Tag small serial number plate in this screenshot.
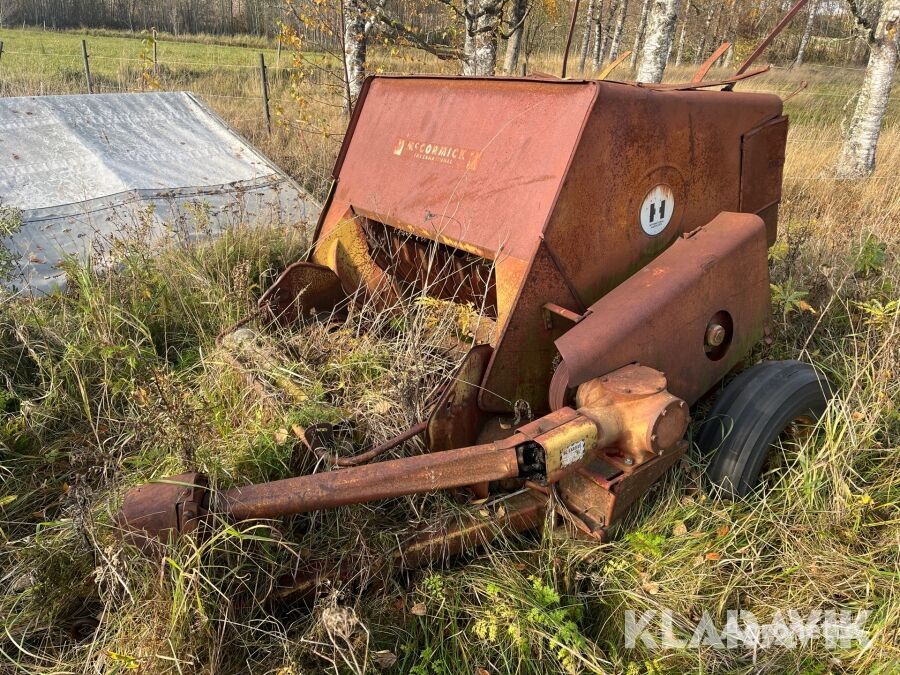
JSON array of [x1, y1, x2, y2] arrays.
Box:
[[561, 439, 586, 467]]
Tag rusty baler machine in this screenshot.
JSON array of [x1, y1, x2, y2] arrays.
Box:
[[119, 68, 830, 577]]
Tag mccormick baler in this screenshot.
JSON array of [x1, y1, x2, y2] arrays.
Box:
[[118, 56, 829, 583]]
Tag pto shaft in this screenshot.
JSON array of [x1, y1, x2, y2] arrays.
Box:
[[220, 442, 520, 521]]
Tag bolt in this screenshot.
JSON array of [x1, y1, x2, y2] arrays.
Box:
[[623, 457, 634, 466], [705, 322, 726, 348]]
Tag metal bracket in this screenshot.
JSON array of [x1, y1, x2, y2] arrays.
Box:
[[542, 302, 585, 330]]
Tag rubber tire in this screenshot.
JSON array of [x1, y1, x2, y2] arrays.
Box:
[[699, 360, 830, 499]]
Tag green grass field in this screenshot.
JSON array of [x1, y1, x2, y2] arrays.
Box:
[[0, 27, 898, 675], [0, 27, 282, 83]]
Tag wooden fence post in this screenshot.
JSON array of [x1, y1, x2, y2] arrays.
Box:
[[258, 53, 271, 134], [81, 39, 93, 94], [152, 29, 158, 75]]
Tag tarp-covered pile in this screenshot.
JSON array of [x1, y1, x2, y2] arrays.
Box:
[[0, 91, 319, 293]]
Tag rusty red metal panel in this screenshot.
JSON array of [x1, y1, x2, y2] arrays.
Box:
[[542, 82, 782, 305], [322, 77, 598, 263], [551, 212, 771, 406], [258, 261, 345, 324], [478, 239, 586, 412], [264, 77, 784, 418], [740, 116, 789, 245], [480, 82, 782, 412], [426, 344, 493, 453]]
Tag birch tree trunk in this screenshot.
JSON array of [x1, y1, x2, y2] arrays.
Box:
[[836, 0, 900, 178], [463, 0, 502, 75], [793, 0, 818, 67], [599, 0, 618, 63], [718, 2, 735, 68], [608, 0, 628, 61], [476, 0, 502, 75], [674, 18, 686, 65], [630, 0, 651, 67], [636, 0, 680, 83], [343, 0, 367, 108], [463, 0, 479, 75], [503, 0, 527, 74], [694, 3, 714, 63], [579, 0, 597, 73], [591, 1, 604, 69]]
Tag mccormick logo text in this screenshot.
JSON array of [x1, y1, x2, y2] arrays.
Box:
[[393, 137, 482, 171]]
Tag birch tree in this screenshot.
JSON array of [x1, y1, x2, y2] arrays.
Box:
[[579, 0, 597, 72], [836, 0, 900, 178], [591, 0, 604, 69], [462, 0, 505, 75], [794, 0, 818, 67], [607, 0, 628, 60], [503, 0, 528, 73], [630, 0, 652, 66], [674, 17, 686, 64], [636, 0, 680, 82], [342, 0, 384, 109], [694, 2, 715, 63], [599, 0, 619, 62]]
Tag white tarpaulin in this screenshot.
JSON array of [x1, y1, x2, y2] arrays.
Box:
[[0, 91, 319, 293]]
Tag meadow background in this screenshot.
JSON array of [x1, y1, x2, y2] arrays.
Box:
[[0, 25, 898, 674]]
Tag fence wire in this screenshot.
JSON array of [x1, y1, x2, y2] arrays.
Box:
[[2, 47, 897, 100], [0, 40, 896, 161]]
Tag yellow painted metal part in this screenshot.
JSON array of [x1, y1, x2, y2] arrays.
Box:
[[538, 416, 600, 478]]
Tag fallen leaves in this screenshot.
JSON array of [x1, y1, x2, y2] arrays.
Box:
[[797, 299, 817, 314], [639, 572, 660, 595], [373, 650, 397, 669]]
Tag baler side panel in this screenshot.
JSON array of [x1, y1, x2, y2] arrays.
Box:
[[740, 115, 789, 245], [543, 84, 783, 304], [477, 241, 588, 412], [479, 83, 782, 413], [553, 211, 771, 405]]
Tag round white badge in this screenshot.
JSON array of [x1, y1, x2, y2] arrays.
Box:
[[640, 184, 675, 236]]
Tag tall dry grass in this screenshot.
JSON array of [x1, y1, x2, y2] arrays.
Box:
[[0, 28, 898, 674]]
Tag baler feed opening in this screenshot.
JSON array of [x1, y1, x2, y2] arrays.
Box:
[[361, 217, 499, 317]]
